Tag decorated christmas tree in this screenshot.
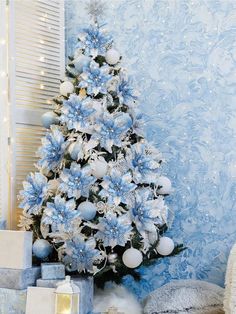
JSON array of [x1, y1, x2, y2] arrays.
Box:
[[19, 1, 183, 287]]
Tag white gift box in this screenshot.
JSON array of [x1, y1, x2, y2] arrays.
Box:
[[26, 287, 55, 314], [0, 230, 32, 269]]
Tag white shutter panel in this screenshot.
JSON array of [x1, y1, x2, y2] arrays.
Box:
[[9, 0, 65, 228], [0, 0, 9, 226]]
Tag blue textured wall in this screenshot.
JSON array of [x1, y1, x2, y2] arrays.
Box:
[[65, 0, 236, 299]]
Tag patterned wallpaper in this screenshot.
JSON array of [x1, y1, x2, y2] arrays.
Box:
[[65, 0, 236, 299]]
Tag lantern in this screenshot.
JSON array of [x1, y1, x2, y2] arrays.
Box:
[[55, 276, 80, 314]]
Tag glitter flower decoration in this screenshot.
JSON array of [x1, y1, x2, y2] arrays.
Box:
[[63, 236, 103, 272], [99, 170, 137, 205], [126, 142, 162, 184], [79, 61, 112, 96], [91, 112, 132, 153], [129, 189, 164, 236], [95, 212, 132, 248], [38, 127, 67, 171], [129, 108, 146, 137], [117, 73, 138, 106], [60, 94, 95, 132], [77, 25, 112, 57], [59, 162, 96, 199], [42, 195, 80, 232], [19, 172, 48, 215]]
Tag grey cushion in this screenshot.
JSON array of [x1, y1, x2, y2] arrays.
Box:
[[143, 280, 224, 314]]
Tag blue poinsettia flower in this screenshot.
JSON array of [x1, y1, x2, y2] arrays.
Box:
[[117, 73, 138, 106], [79, 61, 112, 96], [126, 142, 161, 184], [64, 236, 103, 273], [129, 189, 164, 236], [42, 195, 80, 232], [129, 108, 145, 137], [91, 112, 132, 153], [95, 212, 132, 248], [99, 170, 137, 205], [77, 25, 112, 57], [19, 172, 48, 214], [59, 162, 96, 199], [38, 127, 67, 171], [60, 94, 95, 131]]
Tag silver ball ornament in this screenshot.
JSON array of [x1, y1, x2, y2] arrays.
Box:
[[157, 176, 172, 194], [77, 201, 97, 221], [74, 55, 91, 74], [156, 237, 174, 256], [90, 157, 108, 179], [32, 239, 53, 259], [122, 248, 143, 268], [41, 111, 59, 129], [105, 49, 120, 65], [60, 81, 74, 96]]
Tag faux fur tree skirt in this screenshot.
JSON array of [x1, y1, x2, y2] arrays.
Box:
[[143, 280, 224, 314]]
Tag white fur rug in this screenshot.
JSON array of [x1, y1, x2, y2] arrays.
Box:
[[224, 243, 236, 314], [143, 280, 224, 314], [94, 284, 142, 314]]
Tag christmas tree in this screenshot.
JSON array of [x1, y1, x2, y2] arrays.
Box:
[[18, 2, 184, 287]]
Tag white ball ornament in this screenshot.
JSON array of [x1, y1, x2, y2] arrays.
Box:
[[156, 237, 174, 256], [90, 157, 108, 179], [32, 239, 53, 259], [105, 49, 120, 65], [41, 111, 59, 129], [60, 81, 74, 96], [122, 248, 143, 268], [157, 176, 172, 194], [77, 201, 97, 221], [74, 55, 91, 74], [68, 142, 84, 161]]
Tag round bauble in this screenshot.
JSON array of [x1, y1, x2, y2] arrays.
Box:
[[74, 55, 91, 74], [156, 176, 172, 195], [122, 248, 143, 268], [77, 201, 97, 221], [105, 49, 120, 65], [60, 81, 74, 96], [32, 239, 53, 259], [90, 157, 108, 179], [156, 237, 174, 256], [108, 252, 118, 264], [41, 111, 59, 129], [68, 142, 84, 161]]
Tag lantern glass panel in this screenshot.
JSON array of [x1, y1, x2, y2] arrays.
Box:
[[56, 294, 72, 314], [71, 294, 79, 313]]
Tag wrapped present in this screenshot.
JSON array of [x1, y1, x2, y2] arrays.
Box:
[[0, 231, 32, 269], [25, 287, 55, 314], [0, 267, 40, 290], [0, 287, 26, 314], [41, 262, 65, 280]]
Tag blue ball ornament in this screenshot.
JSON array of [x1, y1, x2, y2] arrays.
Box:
[[33, 239, 53, 259], [42, 111, 59, 129], [77, 201, 97, 221], [74, 55, 91, 74]]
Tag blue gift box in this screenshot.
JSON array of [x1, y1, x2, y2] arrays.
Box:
[[0, 288, 26, 314], [41, 263, 65, 280], [0, 267, 40, 290]]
